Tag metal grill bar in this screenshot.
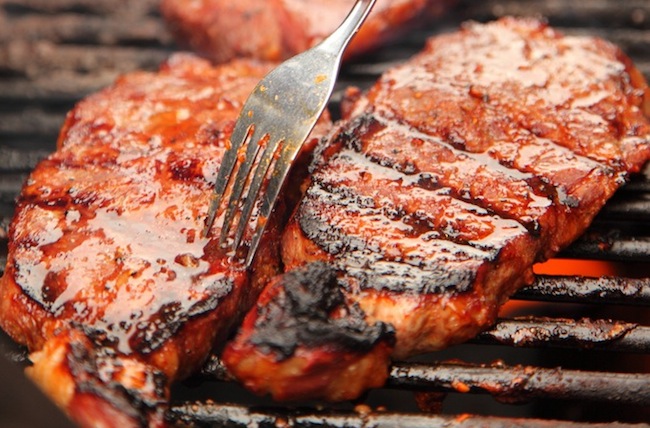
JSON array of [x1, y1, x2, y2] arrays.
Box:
[[514, 276, 650, 306], [167, 403, 642, 428], [598, 197, 650, 220], [387, 361, 650, 405], [560, 235, 650, 262], [474, 318, 650, 352]]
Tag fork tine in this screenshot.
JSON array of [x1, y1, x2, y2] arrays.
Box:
[[231, 136, 284, 252], [243, 140, 301, 267], [218, 124, 268, 246], [203, 121, 253, 235]]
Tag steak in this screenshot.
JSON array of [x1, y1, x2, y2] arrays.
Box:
[[0, 53, 329, 426], [223, 17, 650, 401], [160, 0, 457, 63]]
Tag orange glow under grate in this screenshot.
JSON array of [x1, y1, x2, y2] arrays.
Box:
[[500, 259, 650, 317], [533, 259, 650, 278]]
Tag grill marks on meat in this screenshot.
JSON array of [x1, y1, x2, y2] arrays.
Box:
[[0, 54, 327, 426], [160, 0, 456, 63], [224, 18, 650, 399], [295, 148, 531, 293]]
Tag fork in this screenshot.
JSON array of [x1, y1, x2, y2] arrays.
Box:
[[204, 0, 377, 267]]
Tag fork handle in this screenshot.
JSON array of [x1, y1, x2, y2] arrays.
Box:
[[317, 0, 377, 56]]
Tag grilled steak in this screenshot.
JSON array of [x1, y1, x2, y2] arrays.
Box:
[[160, 0, 456, 63], [223, 17, 650, 400], [0, 53, 329, 426]]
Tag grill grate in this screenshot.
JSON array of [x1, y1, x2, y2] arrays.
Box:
[[167, 403, 642, 428], [516, 276, 650, 306], [1, 0, 650, 426]]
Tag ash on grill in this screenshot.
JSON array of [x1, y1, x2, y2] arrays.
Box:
[[1, 0, 649, 426]]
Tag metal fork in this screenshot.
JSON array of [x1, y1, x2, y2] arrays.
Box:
[[204, 0, 376, 267]]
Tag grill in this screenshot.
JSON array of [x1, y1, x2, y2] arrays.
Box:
[[1, 0, 650, 426]]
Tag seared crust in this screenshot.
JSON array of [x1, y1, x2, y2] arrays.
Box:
[[225, 17, 650, 401], [223, 262, 395, 401], [160, 0, 457, 63]]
